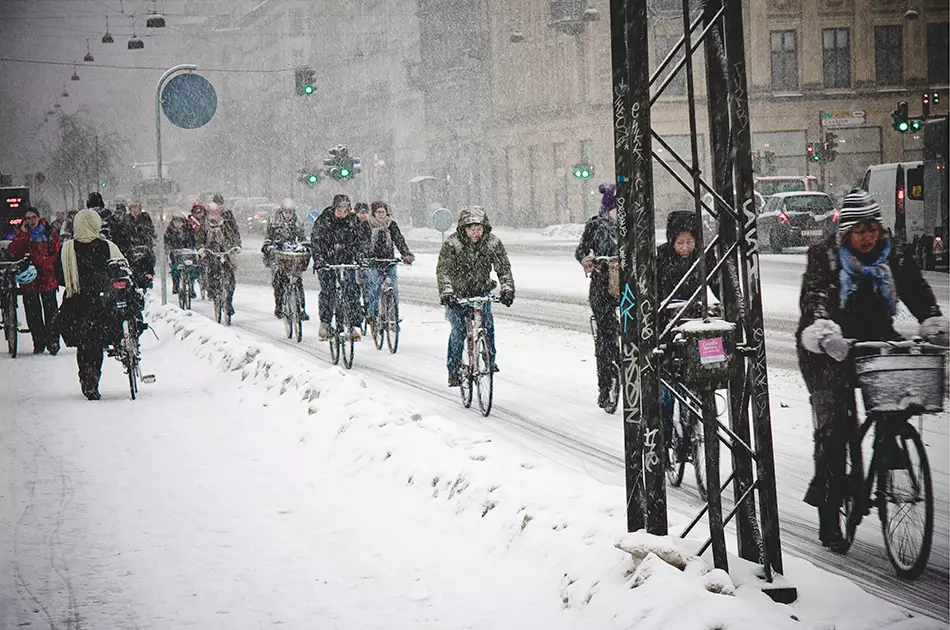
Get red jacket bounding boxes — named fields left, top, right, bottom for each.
left=7, top=219, right=61, bottom=293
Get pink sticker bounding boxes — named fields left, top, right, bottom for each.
left=698, top=337, right=726, bottom=364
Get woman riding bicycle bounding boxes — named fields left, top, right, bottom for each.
left=364, top=201, right=414, bottom=329
left=576, top=184, right=619, bottom=409
left=263, top=198, right=310, bottom=320
left=797, top=188, right=948, bottom=553
left=197, top=204, right=241, bottom=317
left=164, top=214, right=197, bottom=296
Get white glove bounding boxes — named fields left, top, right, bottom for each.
left=920, top=315, right=949, bottom=347
left=802, top=318, right=849, bottom=362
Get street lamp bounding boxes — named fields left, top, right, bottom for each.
left=61, top=84, right=69, bottom=97
left=84, top=39, right=95, bottom=62
left=128, top=17, right=144, bottom=49
left=146, top=1, right=166, bottom=27
left=71, top=65, right=80, bottom=81
left=102, top=17, right=114, bottom=44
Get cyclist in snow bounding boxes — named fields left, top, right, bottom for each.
left=437, top=207, right=514, bottom=387
left=364, top=201, right=414, bottom=329
left=125, top=201, right=156, bottom=288
left=7, top=207, right=61, bottom=355
left=311, top=194, right=366, bottom=341
left=576, top=183, right=619, bottom=409
left=164, top=213, right=197, bottom=296
left=197, top=204, right=241, bottom=316
left=263, top=198, right=310, bottom=320
left=797, top=188, right=948, bottom=553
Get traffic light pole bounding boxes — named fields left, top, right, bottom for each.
left=155, top=63, right=197, bottom=307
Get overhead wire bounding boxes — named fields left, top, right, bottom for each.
left=0, top=56, right=297, bottom=73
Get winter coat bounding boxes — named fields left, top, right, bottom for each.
left=7, top=219, right=61, bottom=293
left=262, top=214, right=307, bottom=266
left=356, top=217, right=372, bottom=250
left=164, top=224, right=197, bottom=252
left=196, top=219, right=241, bottom=252
left=221, top=207, right=242, bottom=248
left=54, top=238, right=122, bottom=347
left=795, top=234, right=941, bottom=388
left=60, top=211, right=78, bottom=241
left=50, top=218, right=65, bottom=235
left=127, top=213, right=156, bottom=248
left=310, top=207, right=366, bottom=266
left=367, top=215, right=412, bottom=262
left=575, top=213, right=618, bottom=305
left=656, top=211, right=720, bottom=326
left=436, top=207, right=514, bottom=299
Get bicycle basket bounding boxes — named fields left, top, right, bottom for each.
left=854, top=346, right=946, bottom=413
left=275, top=251, right=310, bottom=275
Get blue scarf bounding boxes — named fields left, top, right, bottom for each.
left=838, top=239, right=897, bottom=315
left=29, top=224, right=48, bottom=243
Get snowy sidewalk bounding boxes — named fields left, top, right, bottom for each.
left=0, top=304, right=942, bottom=629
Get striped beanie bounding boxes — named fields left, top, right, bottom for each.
left=837, top=188, right=882, bottom=233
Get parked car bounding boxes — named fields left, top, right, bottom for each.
left=754, top=175, right=820, bottom=200
left=757, top=192, right=838, bottom=253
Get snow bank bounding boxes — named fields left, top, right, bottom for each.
left=144, top=300, right=942, bottom=630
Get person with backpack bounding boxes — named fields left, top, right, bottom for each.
left=7, top=207, right=62, bottom=354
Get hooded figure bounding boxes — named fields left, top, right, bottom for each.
left=436, top=207, right=515, bottom=386
left=55, top=209, right=126, bottom=400
left=575, top=184, right=619, bottom=408
left=796, top=188, right=947, bottom=553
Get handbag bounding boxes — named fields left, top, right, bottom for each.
left=57, top=294, right=80, bottom=347
left=608, top=259, right=621, bottom=300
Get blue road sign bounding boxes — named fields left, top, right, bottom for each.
left=161, top=73, right=217, bottom=129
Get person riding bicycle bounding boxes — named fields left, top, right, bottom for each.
left=7, top=207, right=62, bottom=355
left=263, top=198, right=310, bottom=321
left=797, top=188, right=948, bottom=554
left=576, top=184, right=620, bottom=409
left=437, top=207, right=514, bottom=387
left=164, top=214, right=197, bottom=296
left=197, top=204, right=241, bottom=316
left=311, top=194, right=366, bottom=341
left=188, top=201, right=206, bottom=232
left=212, top=193, right=242, bottom=247
left=123, top=200, right=156, bottom=288
left=364, top=201, right=414, bottom=328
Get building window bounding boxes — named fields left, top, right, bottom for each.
left=874, top=25, right=903, bottom=85
left=770, top=30, right=799, bottom=92
left=928, top=23, right=949, bottom=85
left=823, top=27, right=851, bottom=89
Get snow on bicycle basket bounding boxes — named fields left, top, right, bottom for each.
left=275, top=250, right=310, bottom=275
left=853, top=341, right=946, bottom=413
left=670, top=318, right=736, bottom=389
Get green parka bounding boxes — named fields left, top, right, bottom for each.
left=436, top=208, right=514, bottom=299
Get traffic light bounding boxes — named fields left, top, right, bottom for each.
left=297, top=167, right=319, bottom=188
left=933, top=92, right=941, bottom=106
left=99, top=180, right=107, bottom=188
left=910, top=118, right=923, bottom=132
left=892, top=100, right=910, bottom=133
left=806, top=143, right=820, bottom=161
left=294, top=66, right=315, bottom=96
left=572, top=162, right=594, bottom=179
left=822, top=133, right=838, bottom=162
left=922, top=92, right=931, bottom=118
left=324, top=145, right=361, bottom=181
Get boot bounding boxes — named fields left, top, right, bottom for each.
left=597, top=388, right=610, bottom=409
left=318, top=322, right=330, bottom=340
left=818, top=504, right=850, bottom=554
left=448, top=371, right=462, bottom=387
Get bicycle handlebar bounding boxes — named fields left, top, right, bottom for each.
left=0, top=256, right=29, bottom=269
left=365, top=258, right=402, bottom=266
left=199, top=246, right=242, bottom=258
left=849, top=338, right=949, bottom=353
left=592, top=256, right=618, bottom=262
left=456, top=295, right=499, bottom=306
left=323, top=263, right=362, bottom=270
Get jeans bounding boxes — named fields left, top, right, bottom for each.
left=317, top=268, right=362, bottom=327
left=445, top=299, right=495, bottom=374
left=23, top=290, right=59, bottom=351
left=364, top=266, right=398, bottom=318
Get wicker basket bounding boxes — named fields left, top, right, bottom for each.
left=607, top=259, right=621, bottom=299
left=275, top=251, right=311, bottom=275
left=854, top=348, right=946, bottom=413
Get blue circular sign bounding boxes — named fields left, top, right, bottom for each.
left=162, top=73, right=217, bottom=129
left=431, top=207, right=454, bottom=233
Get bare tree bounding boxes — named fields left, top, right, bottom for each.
left=45, top=112, right=124, bottom=210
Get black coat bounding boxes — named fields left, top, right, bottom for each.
left=128, top=213, right=156, bottom=247
left=164, top=225, right=197, bottom=252
left=796, top=234, right=941, bottom=388
left=310, top=209, right=365, bottom=265
left=575, top=213, right=617, bottom=306
left=55, top=239, right=122, bottom=347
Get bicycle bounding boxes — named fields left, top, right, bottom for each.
left=323, top=263, right=362, bottom=369
left=841, top=339, right=946, bottom=579
left=275, top=246, right=311, bottom=343
left=662, top=379, right=714, bottom=502
left=128, top=244, right=154, bottom=290
left=170, top=248, right=199, bottom=310
left=199, top=246, right=241, bottom=326
left=456, top=295, right=499, bottom=417
left=366, top=258, right=402, bottom=354
left=0, top=256, right=28, bottom=357
left=106, top=258, right=154, bottom=400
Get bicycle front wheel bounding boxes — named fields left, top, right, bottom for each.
left=371, top=297, right=384, bottom=350
left=341, top=326, right=355, bottom=369
left=386, top=293, right=399, bottom=354
left=329, top=321, right=341, bottom=365
left=460, top=336, right=473, bottom=409
left=879, top=422, right=933, bottom=579
left=475, top=334, right=494, bottom=417
left=666, top=425, right=686, bottom=488
left=691, top=409, right=707, bottom=502
left=284, top=289, right=296, bottom=340
left=5, top=293, right=17, bottom=358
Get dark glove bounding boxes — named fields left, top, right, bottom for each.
left=403, top=253, right=415, bottom=266
left=920, top=315, right=949, bottom=347
left=312, top=256, right=324, bottom=270
left=499, top=289, right=514, bottom=308
left=440, top=293, right=457, bottom=308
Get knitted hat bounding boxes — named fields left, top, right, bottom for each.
left=599, top=183, right=616, bottom=216
left=332, top=194, right=351, bottom=209
left=838, top=188, right=882, bottom=233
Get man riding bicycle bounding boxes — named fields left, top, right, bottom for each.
left=576, top=184, right=619, bottom=409
left=311, top=194, right=365, bottom=341
left=263, top=198, right=310, bottom=320
left=197, top=204, right=241, bottom=316
left=797, top=188, right=948, bottom=553
left=364, top=201, right=414, bottom=328
left=437, top=207, right=514, bottom=387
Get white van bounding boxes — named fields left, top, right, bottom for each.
left=861, top=162, right=925, bottom=241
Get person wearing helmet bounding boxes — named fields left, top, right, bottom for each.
left=164, top=213, right=197, bottom=296
left=797, top=188, right=947, bottom=553
left=263, top=198, right=310, bottom=320
left=197, top=203, right=241, bottom=316
left=436, top=207, right=514, bottom=387
left=7, top=206, right=62, bottom=354
left=310, top=194, right=366, bottom=340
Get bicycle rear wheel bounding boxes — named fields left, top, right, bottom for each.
left=123, top=320, right=138, bottom=400
left=341, top=326, right=355, bottom=369
left=329, top=318, right=341, bottom=365
left=879, top=422, right=933, bottom=579
left=386, top=292, right=399, bottom=354
left=5, top=293, right=17, bottom=358
left=666, top=420, right=686, bottom=488
left=460, top=335, right=473, bottom=408
left=475, top=335, right=494, bottom=417
left=372, top=295, right=384, bottom=350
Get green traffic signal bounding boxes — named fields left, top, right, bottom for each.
left=339, top=167, right=351, bottom=179
left=898, top=120, right=909, bottom=132
left=99, top=181, right=107, bottom=187
left=304, top=84, right=314, bottom=95
left=910, top=119, right=922, bottom=132
left=307, top=174, right=318, bottom=184
left=572, top=163, right=593, bottom=179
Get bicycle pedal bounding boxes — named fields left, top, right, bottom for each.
left=141, top=374, right=156, bottom=384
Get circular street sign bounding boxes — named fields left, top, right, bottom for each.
left=431, top=207, right=454, bottom=233
left=161, top=73, right=217, bottom=129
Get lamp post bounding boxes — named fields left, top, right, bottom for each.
left=156, top=64, right=197, bottom=306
